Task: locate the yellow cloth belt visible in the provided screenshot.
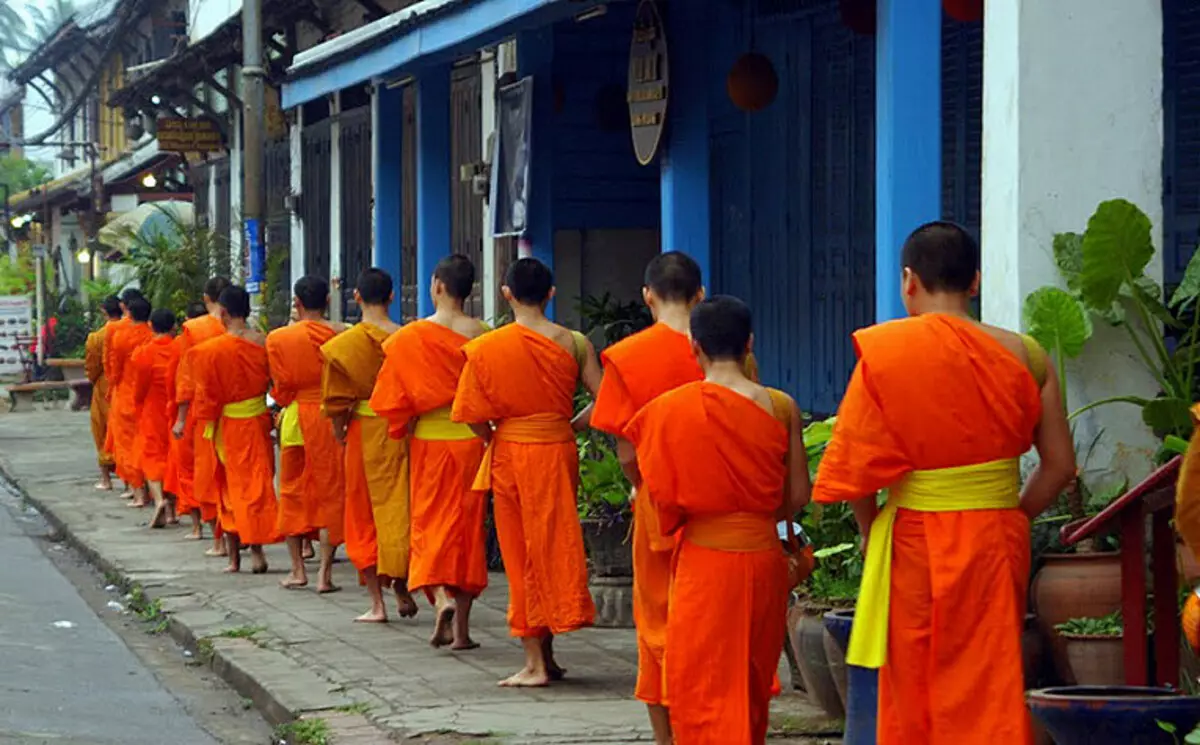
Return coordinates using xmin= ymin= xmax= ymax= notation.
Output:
xmin=201 ymin=396 xmax=269 ymax=463
xmin=354 ymin=400 xmax=377 ymax=417
xmin=413 ymin=405 xmax=477 ymax=442
xmin=470 ymin=413 xmax=575 ymax=492
xmin=683 ymin=512 xmax=778 ymax=552
xmin=279 ymin=402 xmax=303 ymax=448
xmin=848 ymin=458 xmax=1021 ymax=669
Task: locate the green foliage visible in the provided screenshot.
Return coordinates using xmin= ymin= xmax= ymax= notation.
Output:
xmin=798 ymin=416 xmax=863 ymax=603
xmin=1156 ymin=719 xmax=1200 ymax=744
xmin=807 ymin=542 xmax=862 ymax=603
xmin=1055 ymin=610 xmax=1123 ymax=637
xmin=577 ymin=431 xmax=632 ymax=522
xmin=217 ymin=624 xmax=267 ymax=640
xmin=0 ymin=155 xmax=51 ymax=194
xmin=258 ymin=247 xmax=291 ymax=332
xmin=0 ymin=253 xmax=36 ymax=295
xmin=577 ymin=292 xmax=653 ymax=349
xmin=274 ymin=718 xmax=329 ymax=745
xmin=117 ymin=207 xmax=222 ymax=318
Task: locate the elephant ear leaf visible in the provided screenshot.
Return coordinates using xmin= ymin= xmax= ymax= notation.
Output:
xmin=1172 ymin=240 xmax=1200 ymax=309
xmin=1053 ymin=232 xmax=1084 ymax=295
xmin=1022 ymin=287 xmax=1092 ymax=359
xmin=1080 ymin=199 xmax=1154 ymax=310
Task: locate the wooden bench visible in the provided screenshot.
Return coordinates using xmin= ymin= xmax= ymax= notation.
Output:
xmin=46 ymin=358 xmax=87 ymax=383
xmin=8 ymin=379 xmax=93 ymax=413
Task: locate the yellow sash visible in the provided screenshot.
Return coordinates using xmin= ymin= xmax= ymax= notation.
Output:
xmin=413 ymin=405 xmax=477 ymax=442
xmin=279 ymin=402 xmax=303 ymax=448
xmin=470 ymin=413 xmax=575 ymax=491
xmin=201 ymin=396 xmax=269 ymax=464
xmin=848 ymin=458 xmax=1021 ymax=669
xmin=354 ymin=400 xmax=377 ymax=418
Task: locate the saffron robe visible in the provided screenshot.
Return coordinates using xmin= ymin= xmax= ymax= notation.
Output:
xmin=85 ymin=321 xmax=118 ymax=467
xmin=452 ymin=324 xmax=595 ymax=637
xmin=130 ymin=336 xmax=175 ymax=483
xmin=626 ymin=382 xmax=790 ymax=745
xmin=592 ymin=323 xmax=763 ymax=705
xmin=268 ymin=320 xmax=344 ymax=543
xmin=192 ymin=333 xmax=279 ymax=545
xmin=173 ymin=315 xmax=225 ymax=522
xmin=109 ymin=321 xmax=153 ymax=487
xmin=320 ymin=322 xmax=410 ymax=578
xmin=370 ymin=319 xmax=488 ymax=598
xmin=812 ymin=314 xmax=1042 ymax=745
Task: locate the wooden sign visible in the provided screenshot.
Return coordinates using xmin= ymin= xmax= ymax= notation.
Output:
xmin=156 ymin=117 xmax=223 ymax=153
xmin=628 ymin=0 xmax=668 ymax=166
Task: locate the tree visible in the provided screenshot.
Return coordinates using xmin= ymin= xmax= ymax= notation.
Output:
xmin=0 ymin=154 xmax=51 ymax=193
xmin=0 ymin=0 xmax=30 ymax=70
xmin=26 ymin=0 xmax=75 ymax=47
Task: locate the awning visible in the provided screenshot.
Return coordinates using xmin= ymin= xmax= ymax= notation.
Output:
xmin=5 ymin=164 xmax=94 ymax=214
xmin=282 ymin=0 xmax=614 ymax=109
xmin=102 ymin=138 xmax=161 ymax=185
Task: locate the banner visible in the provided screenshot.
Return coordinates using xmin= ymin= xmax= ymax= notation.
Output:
xmin=0 ymin=295 xmax=32 ymax=376
xmin=491 ymin=77 xmax=533 ymax=238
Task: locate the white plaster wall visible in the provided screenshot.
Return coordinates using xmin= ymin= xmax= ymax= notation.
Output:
xmin=189 ymin=0 xmax=240 ymax=44
xmin=982 ymin=0 xmax=1164 ymax=478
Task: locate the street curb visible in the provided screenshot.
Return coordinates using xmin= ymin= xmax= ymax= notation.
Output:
xmin=0 ymin=460 xmax=396 ymax=744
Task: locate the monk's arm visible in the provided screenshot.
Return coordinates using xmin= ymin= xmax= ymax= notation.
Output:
xmin=782 ymin=395 xmax=812 ymax=518
xmin=615 ymin=437 xmax=640 ymax=486
xmin=1020 ymin=364 xmax=1076 ymax=518
xmin=173 ymin=401 xmax=189 ymax=439
xmin=571 ymin=401 xmax=593 ymax=433
xmin=580 ymin=340 xmax=604 ymax=398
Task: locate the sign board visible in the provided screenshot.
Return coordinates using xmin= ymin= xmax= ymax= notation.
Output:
xmin=245 ymin=218 xmax=263 ymax=294
xmin=156 ymin=117 xmax=223 ymax=153
xmin=491 ymin=77 xmax=533 ymax=238
xmin=628 ymin=0 xmax=669 ymax=166
xmin=0 ymin=295 xmax=32 ymax=376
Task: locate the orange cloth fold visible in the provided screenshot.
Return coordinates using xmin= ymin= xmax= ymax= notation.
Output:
xmin=85 ymin=321 xmax=117 ymax=467
xmin=168 ymin=314 xmax=224 ymax=520
xmin=370 ymin=320 xmax=487 ymax=597
xmin=812 ymin=314 xmax=1042 ymax=745
xmin=193 ymin=333 xmax=278 ymax=545
xmin=129 ymin=336 xmax=174 ymax=483
xmin=626 ymin=382 xmax=790 ymax=745
xmin=452 ymin=324 xmax=595 ymax=637
xmin=321 ymin=323 xmax=409 ymax=577
xmin=108 ymin=321 xmax=153 ymax=488
xmin=269 ymin=321 xmax=344 ymax=543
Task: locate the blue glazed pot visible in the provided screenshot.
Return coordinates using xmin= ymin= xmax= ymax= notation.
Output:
xmin=1027 ymin=686 xmax=1200 ymax=745
xmin=824 ymin=610 xmax=877 ymax=745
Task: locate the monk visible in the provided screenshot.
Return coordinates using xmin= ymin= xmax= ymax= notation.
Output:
xmin=625 ymin=296 xmax=809 ymax=745
xmin=371 ymin=254 xmax=489 ymax=649
xmin=812 ymin=222 xmax=1075 ymax=745
xmin=110 ymin=294 xmax=154 ymax=508
xmin=268 ymin=275 xmax=345 ymax=592
xmin=192 ymin=285 xmax=278 ymax=573
xmin=164 ymin=302 xmax=210 ymax=539
xmin=320 ymin=268 xmax=414 ymax=622
xmin=452 ymin=257 xmax=602 ymax=687
xmin=86 ymin=295 xmax=123 ymax=491
xmin=131 ymin=309 xmax=178 ymax=528
xmin=172 ymin=278 xmax=230 ymax=553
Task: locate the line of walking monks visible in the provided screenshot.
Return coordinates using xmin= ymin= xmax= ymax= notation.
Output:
xmin=82 ymin=221 xmax=1076 ymax=745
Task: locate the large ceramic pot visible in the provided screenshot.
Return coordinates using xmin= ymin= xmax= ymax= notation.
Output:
xmin=1031 ymin=552 xmax=1123 ymax=683
xmin=793 ymin=604 xmax=844 ymax=719
xmin=580 ymin=518 xmax=633 ymax=577
xmin=1027 ymin=686 xmax=1200 ymax=745
xmin=824 ymin=610 xmax=877 ymax=745
xmin=1062 ymin=634 xmax=1124 ymax=687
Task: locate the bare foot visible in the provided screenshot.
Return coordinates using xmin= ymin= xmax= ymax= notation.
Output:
xmin=183 ymin=532 xmax=203 ymax=541
xmin=548 ymin=663 xmax=567 ymax=682
xmin=431 ymin=603 xmax=456 ymax=648
xmin=251 ymin=560 xmax=268 ymax=575
xmin=120 ymin=491 xmax=133 ymax=500
xmin=127 ymin=500 xmax=148 ymax=509
xmin=204 ymin=547 xmax=228 ymax=557
xmin=149 ymin=503 xmax=168 ymax=529
xmin=317 ymin=583 xmax=341 ymax=594
xmin=450 ymin=639 xmax=480 ymax=651
xmin=498 ymin=669 xmax=549 ymax=688
xmin=279 ymin=576 xmax=307 ymax=590
xmin=354 ymin=608 xmax=388 ymax=623
xmin=223 ymin=564 xmax=240 ymax=574
xmin=301 ymin=547 xmax=315 ymax=561
xmin=395 ymin=590 xmax=418 ymax=619
xmin=95 ymin=481 xmax=113 ymax=491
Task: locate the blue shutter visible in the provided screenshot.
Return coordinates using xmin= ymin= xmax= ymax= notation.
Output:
xmin=1164 ymin=0 xmax=1200 ymax=285
xmin=941 ymin=15 xmax=983 ymax=238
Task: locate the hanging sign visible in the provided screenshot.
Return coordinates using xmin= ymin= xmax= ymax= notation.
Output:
xmin=627 ymin=0 xmax=669 ymax=166
xmin=491 ymin=77 xmax=533 ymax=238
xmin=156 ymin=117 xmax=223 ymax=153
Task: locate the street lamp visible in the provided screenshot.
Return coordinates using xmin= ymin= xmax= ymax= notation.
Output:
xmin=141 ymin=173 xmax=157 ymax=189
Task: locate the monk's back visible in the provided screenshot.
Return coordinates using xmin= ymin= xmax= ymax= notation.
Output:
xmin=602 ymin=323 xmax=702 ymax=410
xmin=459 ymin=324 xmax=578 ymax=420
xmin=321 ymin=322 xmax=388 ymax=396
xmin=268 ymin=321 xmax=336 ymax=393
xmin=209 ymin=334 xmax=270 ymax=403
xmin=383 ymin=320 xmax=472 ymax=412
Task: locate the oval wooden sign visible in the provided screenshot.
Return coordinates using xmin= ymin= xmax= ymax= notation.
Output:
xmin=627 ymin=0 xmax=668 ymax=166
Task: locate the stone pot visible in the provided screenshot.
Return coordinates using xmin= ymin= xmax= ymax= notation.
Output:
xmin=581 ymin=517 xmax=633 ymax=578
xmin=1028 ymin=686 xmax=1200 ymax=745
xmin=823 ymin=610 xmax=877 ymax=745
xmin=1031 ymin=552 xmax=1123 ymax=683
xmin=792 ymin=603 xmax=844 ymax=719
xmin=1062 ymin=634 xmax=1125 ymax=687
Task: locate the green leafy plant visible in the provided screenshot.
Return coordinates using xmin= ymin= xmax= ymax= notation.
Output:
xmin=577 ymin=432 xmax=632 ymax=524
xmin=807 ymin=542 xmax=862 ymax=604
xmin=577 ymin=292 xmax=653 ymax=349
xmin=1055 ymin=610 xmax=1123 ymax=637
xmin=1157 ymin=719 xmax=1200 ymax=744
xmin=257 ymin=246 xmax=290 ymax=332
xmin=217 ymin=624 xmax=267 ymax=640
xmin=274 ymin=718 xmax=329 ymax=745
xmin=116 ymin=206 xmax=225 ymax=318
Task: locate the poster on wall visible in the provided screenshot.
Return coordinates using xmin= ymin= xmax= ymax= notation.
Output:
xmin=0 ymin=295 xmax=32 ymax=376
xmin=491 ymin=76 xmax=533 ymax=238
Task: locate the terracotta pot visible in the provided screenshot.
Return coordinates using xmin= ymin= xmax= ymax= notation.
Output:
xmin=1031 ymin=552 xmax=1123 ymax=683
xmin=1062 ymin=634 xmax=1125 ymax=687
xmin=1022 ymin=613 xmax=1048 ymax=689
xmin=792 ymin=606 xmax=844 ymax=719
xmin=785 ymin=603 xmax=807 ymax=692
xmin=822 ymin=624 xmax=848 ymax=708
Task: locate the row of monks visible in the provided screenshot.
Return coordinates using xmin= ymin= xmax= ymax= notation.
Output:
xmin=82 ymin=219 xmax=1077 ymax=745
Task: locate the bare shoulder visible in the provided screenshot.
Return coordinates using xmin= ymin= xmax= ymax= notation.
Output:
xmin=451 ymin=315 xmax=487 ymax=340
xmin=977 ymin=322 xmax=1032 ymax=364
xmin=244 ymin=329 xmax=269 ymax=347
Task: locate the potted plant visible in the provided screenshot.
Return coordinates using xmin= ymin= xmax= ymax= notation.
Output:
xmin=1028 ymin=687 xmax=1200 ymax=745
xmin=577 ymin=430 xmax=634 ymax=578
xmin=1054 ymin=612 xmax=1125 ymax=686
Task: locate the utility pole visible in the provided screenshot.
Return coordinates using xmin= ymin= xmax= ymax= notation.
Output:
xmin=242 ymin=0 xmax=266 ymax=309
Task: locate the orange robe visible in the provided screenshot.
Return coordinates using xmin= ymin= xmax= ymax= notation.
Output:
xmin=102 ymin=318 xmax=129 ymax=470
xmin=269 ymin=321 xmax=345 ymax=544
xmin=130 ymin=336 xmax=174 ymax=483
xmin=812 ymin=314 xmax=1041 ymax=745
xmin=192 ymin=333 xmax=278 ymax=545
xmin=452 ymin=324 xmax=595 ymax=637
xmin=173 ymin=315 xmax=226 ymax=522
xmin=320 ymin=323 xmax=409 ymax=579
xmin=370 ymin=320 xmax=488 ymax=598
xmin=626 ymin=382 xmax=790 ymax=745
xmin=109 ymin=321 xmax=153 ymax=488
xmin=85 ymin=321 xmax=117 ymax=467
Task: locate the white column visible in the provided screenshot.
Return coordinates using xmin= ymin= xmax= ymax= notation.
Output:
xmin=329 ymin=92 xmax=343 ymax=322
xmin=981 ymin=0 xmax=1164 ymax=477
xmin=229 ymin=107 xmax=243 ymax=280
xmin=370 ymin=86 xmax=380 ymax=266
xmin=289 ymin=107 xmax=305 ymax=287
xmin=481 ymin=51 xmax=497 ymax=322
xmin=207 ymin=162 xmax=218 ymax=237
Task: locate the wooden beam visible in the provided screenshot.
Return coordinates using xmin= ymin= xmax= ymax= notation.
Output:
xmin=1152 ymin=511 xmax=1180 ymax=688
xmin=1120 ymin=510 xmax=1148 ymax=687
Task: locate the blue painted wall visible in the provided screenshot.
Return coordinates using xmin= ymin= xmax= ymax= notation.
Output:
xmin=550 ymin=7 xmax=661 ymax=231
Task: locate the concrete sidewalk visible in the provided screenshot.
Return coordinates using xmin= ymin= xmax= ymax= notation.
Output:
xmin=0 ymin=409 xmax=839 ymax=745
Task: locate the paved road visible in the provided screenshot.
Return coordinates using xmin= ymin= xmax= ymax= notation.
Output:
xmin=0 ymin=491 xmax=218 ymax=745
